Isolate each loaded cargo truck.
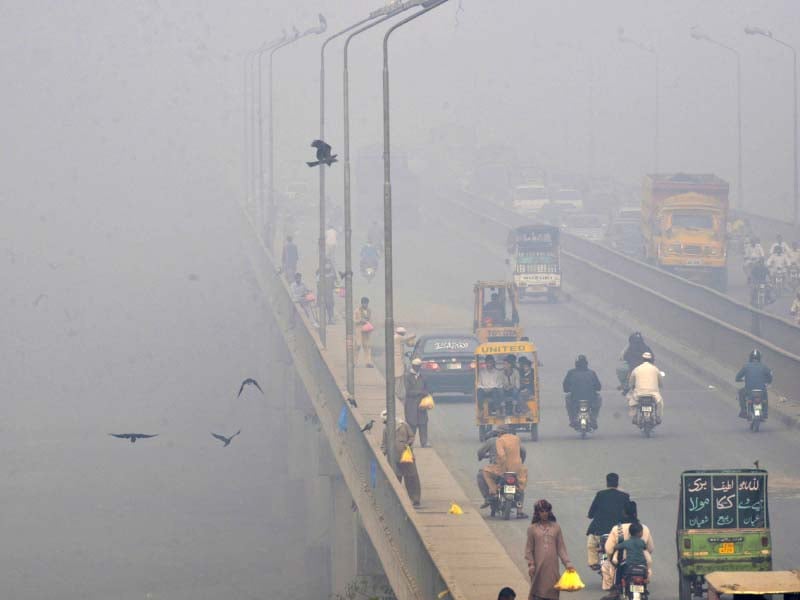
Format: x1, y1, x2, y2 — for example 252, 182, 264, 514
642, 173, 729, 291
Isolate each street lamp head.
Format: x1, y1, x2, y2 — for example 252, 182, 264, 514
744, 26, 772, 38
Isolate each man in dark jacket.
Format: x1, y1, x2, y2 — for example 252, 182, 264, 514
586, 473, 630, 571
404, 358, 430, 447
563, 354, 602, 428
736, 349, 773, 419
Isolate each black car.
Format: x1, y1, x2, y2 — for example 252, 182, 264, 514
408, 333, 479, 397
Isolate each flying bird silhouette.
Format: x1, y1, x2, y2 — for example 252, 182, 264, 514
360, 419, 375, 433
238, 378, 263, 397
211, 430, 241, 447
306, 139, 338, 167
109, 433, 158, 444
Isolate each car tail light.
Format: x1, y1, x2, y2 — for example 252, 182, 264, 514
683, 538, 691, 550
505, 475, 517, 484
761, 536, 769, 547
422, 361, 439, 371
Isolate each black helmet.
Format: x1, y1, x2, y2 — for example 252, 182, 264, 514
575, 354, 588, 368
749, 349, 761, 362
360, 296, 369, 304
629, 331, 643, 343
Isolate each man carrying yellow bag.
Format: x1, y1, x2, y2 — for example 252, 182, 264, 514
404, 358, 432, 447
381, 410, 421, 507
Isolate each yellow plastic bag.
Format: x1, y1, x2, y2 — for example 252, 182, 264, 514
418, 394, 435, 410
554, 568, 585, 592
399, 445, 414, 464
448, 502, 463, 515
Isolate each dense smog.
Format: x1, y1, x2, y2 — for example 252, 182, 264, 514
3, 1, 800, 599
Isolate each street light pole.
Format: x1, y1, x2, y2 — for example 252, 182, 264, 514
691, 28, 744, 210
619, 28, 660, 173
317, 17, 373, 349
381, 0, 450, 468
341, 0, 429, 406
746, 26, 798, 224
267, 16, 327, 248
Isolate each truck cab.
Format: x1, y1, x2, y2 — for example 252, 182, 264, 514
473, 281, 523, 343
642, 174, 729, 291
507, 225, 561, 302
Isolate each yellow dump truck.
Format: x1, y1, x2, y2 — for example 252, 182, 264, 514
642, 174, 729, 291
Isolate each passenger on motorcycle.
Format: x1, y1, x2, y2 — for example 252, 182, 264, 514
626, 352, 663, 424
360, 242, 379, 271
477, 424, 528, 518
616, 332, 652, 391
613, 522, 651, 586
792, 291, 800, 326
586, 473, 630, 572
563, 354, 602, 429
735, 349, 773, 420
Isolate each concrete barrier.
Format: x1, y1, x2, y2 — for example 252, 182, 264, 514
241, 211, 448, 600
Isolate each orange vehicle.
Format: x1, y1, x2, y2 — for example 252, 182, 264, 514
473, 281, 523, 343
642, 174, 729, 291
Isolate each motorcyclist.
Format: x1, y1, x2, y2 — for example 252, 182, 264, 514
477, 424, 528, 518
627, 352, 663, 424
770, 234, 791, 256
563, 354, 602, 429
360, 241, 379, 273
749, 257, 773, 306
767, 245, 791, 288
367, 219, 383, 254
735, 349, 773, 420
744, 237, 765, 279
616, 332, 652, 391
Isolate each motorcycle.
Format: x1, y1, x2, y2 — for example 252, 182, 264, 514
752, 282, 768, 309
635, 395, 658, 437
621, 563, 649, 600
772, 269, 786, 297
360, 260, 377, 282
573, 398, 594, 438
490, 472, 523, 520
595, 534, 609, 576
746, 389, 766, 433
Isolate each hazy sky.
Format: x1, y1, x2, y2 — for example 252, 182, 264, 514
2, 1, 799, 218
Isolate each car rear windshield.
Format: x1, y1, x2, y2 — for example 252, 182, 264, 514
423, 338, 478, 354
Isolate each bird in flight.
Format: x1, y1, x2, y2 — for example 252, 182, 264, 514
109, 433, 158, 444
306, 139, 337, 167
238, 378, 263, 397
211, 430, 241, 447
360, 420, 375, 433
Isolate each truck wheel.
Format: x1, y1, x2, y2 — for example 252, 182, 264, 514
678, 575, 693, 600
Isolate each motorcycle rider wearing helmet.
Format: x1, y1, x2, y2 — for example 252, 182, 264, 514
616, 332, 652, 391
360, 241, 379, 272
563, 354, 602, 429
477, 424, 528, 518
627, 352, 663, 424
735, 350, 773, 419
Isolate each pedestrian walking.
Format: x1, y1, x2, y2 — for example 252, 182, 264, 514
317, 259, 338, 324
525, 499, 574, 600
404, 358, 430, 447
354, 296, 374, 367
394, 326, 416, 400
281, 235, 298, 280
381, 410, 421, 507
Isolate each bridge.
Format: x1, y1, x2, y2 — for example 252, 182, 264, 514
241, 182, 800, 600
